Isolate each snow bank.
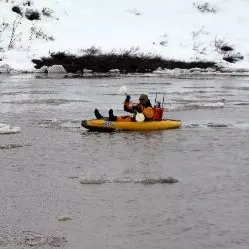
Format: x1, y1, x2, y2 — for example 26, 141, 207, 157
0, 50, 35, 72
152, 67, 249, 77
1, 0, 249, 72
47, 65, 66, 74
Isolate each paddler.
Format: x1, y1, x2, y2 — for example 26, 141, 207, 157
94, 94, 154, 122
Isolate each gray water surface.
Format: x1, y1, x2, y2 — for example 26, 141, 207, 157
0, 75, 249, 249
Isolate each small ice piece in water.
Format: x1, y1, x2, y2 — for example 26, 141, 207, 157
0, 123, 21, 134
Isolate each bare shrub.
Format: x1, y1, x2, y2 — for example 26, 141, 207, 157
120, 46, 139, 56
215, 37, 243, 63
192, 26, 209, 55
34, 29, 54, 41
47, 36, 55, 41
193, 2, 217, 13
192, 26, 209, 39
0, 20, 9, 35
223, 53, 244, 63
126, 8, 142, 16
153, 34, 168, 47
215, 37, 234, 54
0, 20, 9, 48
42, 7, 54, 17
28, 23, 55, 50
8, 16, 22, 50
159, 41, 168, 47
159, 34, 168, 47
81, 46, 102, 56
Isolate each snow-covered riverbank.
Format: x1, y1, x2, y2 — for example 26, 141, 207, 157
1, 0, 249, 72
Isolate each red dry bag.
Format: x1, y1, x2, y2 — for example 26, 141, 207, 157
153, 107, 164, 121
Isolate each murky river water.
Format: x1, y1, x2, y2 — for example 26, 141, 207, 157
0, 74, 249, 249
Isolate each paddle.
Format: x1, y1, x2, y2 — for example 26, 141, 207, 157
118, 85, 145, 122
162, 92, 165, 108
118, 85, 128, 96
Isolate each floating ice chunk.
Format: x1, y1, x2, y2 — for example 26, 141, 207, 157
36, 66, 48, 73
0, 123, 21, 134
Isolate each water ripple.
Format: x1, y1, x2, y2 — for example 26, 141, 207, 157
168, 102, 225, 111
0, 231, 67, 248
0, 143, 31, 150
2, 99, 89, 105
80, 177, 178, 185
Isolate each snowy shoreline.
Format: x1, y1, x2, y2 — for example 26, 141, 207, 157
1, 67, 249, 78
2, 52, 249, 78
1, 0, 249, 75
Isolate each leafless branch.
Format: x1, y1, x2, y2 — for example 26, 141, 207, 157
8, 16, 22, 50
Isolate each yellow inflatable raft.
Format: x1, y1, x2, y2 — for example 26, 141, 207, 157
81, 119, 182, 131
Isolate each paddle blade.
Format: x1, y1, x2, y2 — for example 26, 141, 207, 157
119, 85, 127, 95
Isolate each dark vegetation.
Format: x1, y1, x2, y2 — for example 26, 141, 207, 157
215, 38, 244, 63
12, 6, 23, 16
32, 47, 216, 73
25, 9, 41, 21
42, 7, 54, 17
223, 53, 244, 63
220, 45, 234, 52
215, 38, 234, 53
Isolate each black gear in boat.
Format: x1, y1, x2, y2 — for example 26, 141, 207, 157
94, 109, 103, 119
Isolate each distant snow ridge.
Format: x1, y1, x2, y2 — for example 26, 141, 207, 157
0, 123, 21, 134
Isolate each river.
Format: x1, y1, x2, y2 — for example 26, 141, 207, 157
0, 74, 249, 249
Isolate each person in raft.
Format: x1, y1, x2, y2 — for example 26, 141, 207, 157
94, 94, 154, 122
